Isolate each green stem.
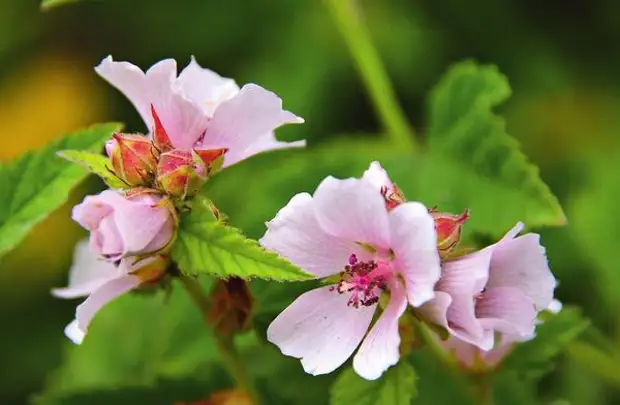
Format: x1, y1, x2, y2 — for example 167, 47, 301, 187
412, 317, 457, 370
325, 0, 417, 152
473, 373, 494, 405
178, 275, 261, 405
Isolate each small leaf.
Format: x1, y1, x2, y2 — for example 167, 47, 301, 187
330, 362, 417, 405
426, 60, 566, 232
0, 123, 121, 259
57, 150, 128, 189
502, 307, 589, 379
173, 197, 312, 281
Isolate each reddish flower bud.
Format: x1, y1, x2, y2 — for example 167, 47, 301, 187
431, 209, 469, 258
156, 149, 208, 199
195, 147, 228, 175
207, 277, 253, 336
151, 105, 173, 152
106, 133, 158, 187
380, 184, 406, 210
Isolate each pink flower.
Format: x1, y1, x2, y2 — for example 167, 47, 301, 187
72, 190, 176, 261
419, 223, 557, 351
52, 240, 167, 344
95, 56, 304, 167
261, 162, 441, 380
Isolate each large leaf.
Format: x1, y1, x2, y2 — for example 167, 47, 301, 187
502, 307, 589, 379
425, 60, 566, 233
0, 123, 121, 259
173, 197, 312, 281
35, 280, 222, 404
56, 150, 127, 189
330, 362, 417, 405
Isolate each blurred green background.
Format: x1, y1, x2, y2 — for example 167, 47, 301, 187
1, 0, 619, 403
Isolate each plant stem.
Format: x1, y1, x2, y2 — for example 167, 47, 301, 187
412, 317, 457, 370
178, 275, 261, 405
473, 373, 494, 405
325, 0, 417, 152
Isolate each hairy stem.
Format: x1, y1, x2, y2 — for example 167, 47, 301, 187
178, 275, 261, 404
325, 0, 417, 152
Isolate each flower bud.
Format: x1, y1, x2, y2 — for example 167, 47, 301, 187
107, 133, 158, 186
195, 147, 228, 175
157, 149, 208, 199
430, 209, 469, 258
151, 105, 174, 152
207, 277, 253, 336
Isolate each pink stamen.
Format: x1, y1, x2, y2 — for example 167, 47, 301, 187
329, 254, 390, 308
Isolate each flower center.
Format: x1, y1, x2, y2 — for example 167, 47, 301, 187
330, 254, 390, 308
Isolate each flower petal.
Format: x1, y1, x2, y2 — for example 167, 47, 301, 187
353, 281, 408, 380
202, 83, 303, 162
437, 249, 491, 298
362, 161, 393, 191
388, 202, 441, 307
177, 56, 240, 116
260, 193, 355, 277
222, 133, 306, 167
476, 286, 537, 339
74, 275, 141, 342
487, 224, 556, 310
64, 319, 86, 345
267, 285, 376, 376
51, 240, 122, 299
313, 176, 391, 247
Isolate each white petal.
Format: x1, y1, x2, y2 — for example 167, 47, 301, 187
388, 202, 441, 307
313, 176, 391, 247
260, 193, 355, 277
477, 286, 537, 340
74, 275, 141, 339
222, 133, 306, 167
64, 319, 86, 345
267, 286, 376, 376
51, 240, 122, 299
362, 161, 393, 191
353, 282, 407, 380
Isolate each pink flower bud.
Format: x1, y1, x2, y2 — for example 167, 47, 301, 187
72, 189, 177, 261
107, 133, 158, 186
430, 209, 469, 258
157, 149, 209, 199
151, 105, 174, 152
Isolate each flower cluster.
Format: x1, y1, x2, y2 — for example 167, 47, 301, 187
53, 56, 304, 343
261, 162, 557, 379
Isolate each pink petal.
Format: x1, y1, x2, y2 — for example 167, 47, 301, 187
260, 193, 356, 278
362, 161, 393, 191
437, 249, 491, 298
267, 285, 376, 376
71, 195, 113, 231
446, 294, 490, 349
476, 286, 537, 339
418, 291, 452, 328
442, 336, 514, 370
487, 224, 556, 311
177, 56, 240, 116
95, 56, 207, 149
353, 281, 408, 380
51, 240, 122, 299
74, 275, 141, 341
388, 202, 441, 307
202, 83, 304, 162
313, 176, 391, 248
222, 133, 306, 168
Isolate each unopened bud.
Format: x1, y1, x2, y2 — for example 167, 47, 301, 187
157, 149, 208, 199
431, 209, 469, 258
380, 184, 406, 210
208, 277, 253, 336
195, 148, 228, 175
151, 105, 173, 152
107, 133, 158, 187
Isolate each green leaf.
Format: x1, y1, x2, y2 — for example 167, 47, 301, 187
426, 60, 566, 233
36, 280, 223, 403
0, 123, 121, 259
330, 362, 417, 405
57, 150, 128, 189
502, 307, 589, 379
41, 0, 88, 11
173, 197, 312, 281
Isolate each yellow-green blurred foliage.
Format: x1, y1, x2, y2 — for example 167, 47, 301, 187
1, 0, 620, 403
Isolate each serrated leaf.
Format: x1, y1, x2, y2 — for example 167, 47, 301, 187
0, 123, 121, 259
502, 307, 589, 379
57, 150, 128, 189
36, 281, 222, 403
173, 197, 312, 281
330, 362, 417, 405
426, 60, 565, 232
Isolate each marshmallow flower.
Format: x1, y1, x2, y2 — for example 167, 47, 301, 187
72, 190, 176, 261
52, 241, 166, 344
420, 223, 557, 351
261, 162, 441, 380
96, 56, 304, 167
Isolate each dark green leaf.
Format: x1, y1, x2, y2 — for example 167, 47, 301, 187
173, 197, 312, 281
0, 123, 121, 259
330, 362, 417, 405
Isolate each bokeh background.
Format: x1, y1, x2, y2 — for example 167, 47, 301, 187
1, 0, 619, 403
